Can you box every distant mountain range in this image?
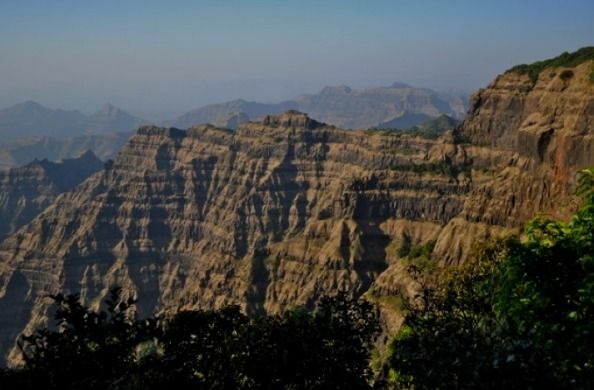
[0,133,131,170]
[0,83,466,167]
[0,101,145,142]
[174,82,468,129]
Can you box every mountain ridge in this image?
[0,102,144,142]
[173,83,468,130]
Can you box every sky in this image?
[0,0,593,119]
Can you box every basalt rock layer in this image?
[0,56,593,365]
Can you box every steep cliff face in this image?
[0,54,593,365]
[0,151,103,242]
[433,59,594,263]
[0,111,472,362]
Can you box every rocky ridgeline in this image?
[0,54,593,364]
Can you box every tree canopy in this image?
[0,291,379,390]
[387,168,594,388]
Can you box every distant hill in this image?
[174,83,468,129]
[376,114,460,138]
[0,101,87,141]
[85,104,144,134]
[375,112,435,129]
[410,114,460,134]
[174,99,296,129]
[212,111,251,129]
[0,101,145,142]
[0,133,131,170]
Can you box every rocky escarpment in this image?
[0,111,474,363]
[432,56,594,263]
[0,151,103,242]
[0,50,593,365]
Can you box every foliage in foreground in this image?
[0,292,379,390]
[388,168,594,389]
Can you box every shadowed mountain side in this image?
[0,133,131,170]
[0,151,103,242]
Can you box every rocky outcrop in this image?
[0,52,592,365]
[0,151,103,242]
[434,57,594,263]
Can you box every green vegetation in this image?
[387,168,594,388]
[0,291,379,390]
[509,46,594,84]
[398,239,438,278]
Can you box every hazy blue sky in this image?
[1,0,593,118]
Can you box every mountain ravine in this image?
[0,55,593,365]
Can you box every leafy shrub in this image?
[0,292,380,390]
[387,168,594,389]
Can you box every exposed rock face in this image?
[173,84,468,130]
[433,60,594,263]
[0,112,472,363]
[0,150,103,242]
[0,56,592,365]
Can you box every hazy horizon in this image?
[1,0,593,120]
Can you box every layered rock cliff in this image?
[0,51,593,365]
[0,151,103,242]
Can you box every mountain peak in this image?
[262,110,324,129]
[93,104,131,119]
[6,100,48,114]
